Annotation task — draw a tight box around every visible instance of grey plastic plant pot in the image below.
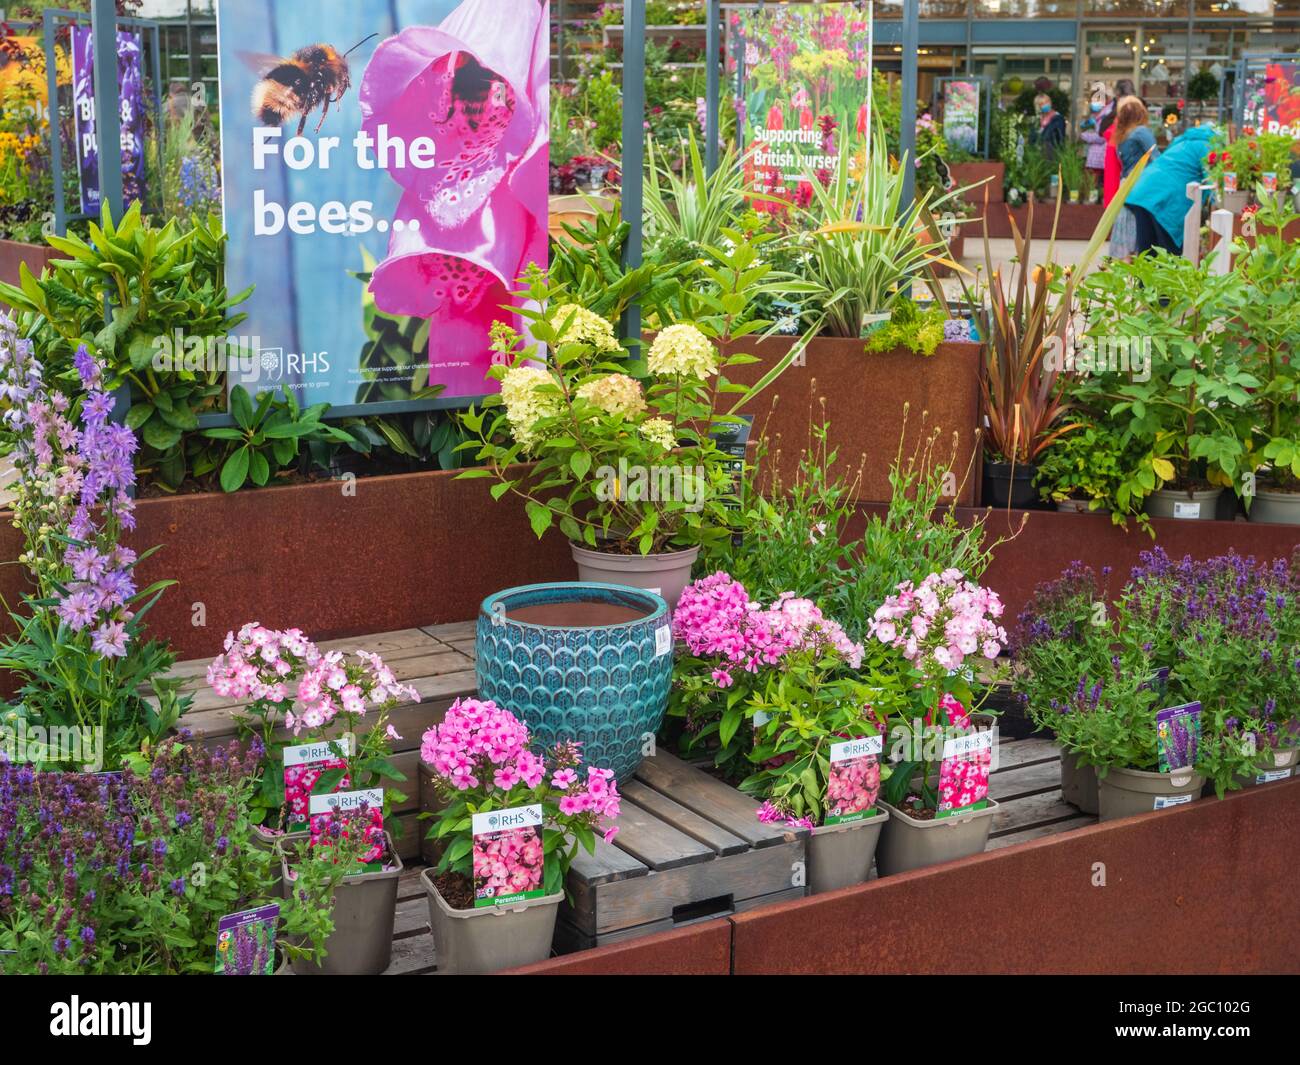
[253,825,308,899]
[1096,765,1205,822]
[280,834,404,976]
[875,799,998,876]
[1143,487,1222,521]
[570,543,699,614]
[1234,745,1299,789]
[421,868,562,975]
[1059,748,1100,815]
[806,808,890,894]
[1246,489,1300,526]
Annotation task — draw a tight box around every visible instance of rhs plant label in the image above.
[1223,171,1238,193]
[214,903,279,975]
[216,0,549,407]
[936,728,991,819]
[1157,702,1202,773]
[309,787,386,867]
[825,736,882,824]
[471,804,545,907]
[1262,171,1278,192]
[283,735,353,830]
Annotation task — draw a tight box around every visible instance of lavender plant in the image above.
[0,321,187,770]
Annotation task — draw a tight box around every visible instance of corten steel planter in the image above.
[983,201,1106,240]
[423,868,563,974]
[806,808,890,894]
[948,161,1005,207]
[280,833,404,976]
[1097,765,1204,822]
[0,239,60,296]
[875,799,998,876]
[1059,748,1100,815]
[0,465,576,664]
[724,337,982,506]
[475,583,673,783]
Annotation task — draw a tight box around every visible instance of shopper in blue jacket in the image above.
[1125,124,1216,255]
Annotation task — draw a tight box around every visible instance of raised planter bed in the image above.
[727,337,982,506]
[984,201,1106,240]
[948,161,1004,207]
[0,238,61,301]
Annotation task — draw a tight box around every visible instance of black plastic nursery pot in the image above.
[982,459,1041,510]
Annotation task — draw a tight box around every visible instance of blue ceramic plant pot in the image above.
[476,583,674,784]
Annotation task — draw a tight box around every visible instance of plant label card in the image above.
[215,903,279,975]
[1157,702,1202,772]
[471,804,545,908]
[936,729,992,819]
[655,623,672,657]
[309,788,386,867]
[1262,171,1278,192]
[284,736,353,829]
[1224,171,1238,192]
[826,736,883,825]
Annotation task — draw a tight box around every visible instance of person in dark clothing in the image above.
[1032,92,1066,158]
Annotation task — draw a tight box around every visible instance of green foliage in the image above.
[1033,420,1136,528]
[645,129,749,251]
[0,203,250,490]
[863,299,947,357]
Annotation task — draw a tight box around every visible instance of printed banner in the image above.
[942,80,980,155]
[70,26,146,216]
[1243,62,1300,139]
[1157,702,1202,773]
[216,0,550,408]
[732,2,872,208]
[215,903,279,975]
[825,735,882,825]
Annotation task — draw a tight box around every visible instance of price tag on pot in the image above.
[1172,501,1201,519]
[471,804,546,908]
[825,736,883,825]
[215,903,279,975]
[283,736,353,830]
[935,728,992,820]
[1154,793,1192,810]
[655,623,672,657]
[1157,702,1201,772]
[1255,768,1293,785]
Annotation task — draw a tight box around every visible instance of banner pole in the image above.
[91,0,124,221]
[706,0,720,174]
[899,0,918,217]
[620,0,646,346]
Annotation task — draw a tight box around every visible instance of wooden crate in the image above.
[556,750,808,952]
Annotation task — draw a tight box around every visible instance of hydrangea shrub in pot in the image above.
[460,247,786,612]
[419,698,620,974]
[870,570,1009,875]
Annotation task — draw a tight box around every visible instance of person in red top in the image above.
[1099,79,1136,206]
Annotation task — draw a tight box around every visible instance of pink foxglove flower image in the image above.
[359,0,549,397]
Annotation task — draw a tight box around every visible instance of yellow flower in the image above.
[553,305,620,354]
[500,366,562,453]
[646,324,718,379]
[576,373,645,416]
[640,417,677,451]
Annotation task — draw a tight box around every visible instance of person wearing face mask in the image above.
[1080,82,1111,196]
[1031,92,1066,158]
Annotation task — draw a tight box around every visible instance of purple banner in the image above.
[71,26,147,216]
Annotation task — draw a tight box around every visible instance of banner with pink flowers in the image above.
[216,0,549,409]
[730,2,872,209]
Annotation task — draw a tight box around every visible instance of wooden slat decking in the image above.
[164,628,1086,973]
